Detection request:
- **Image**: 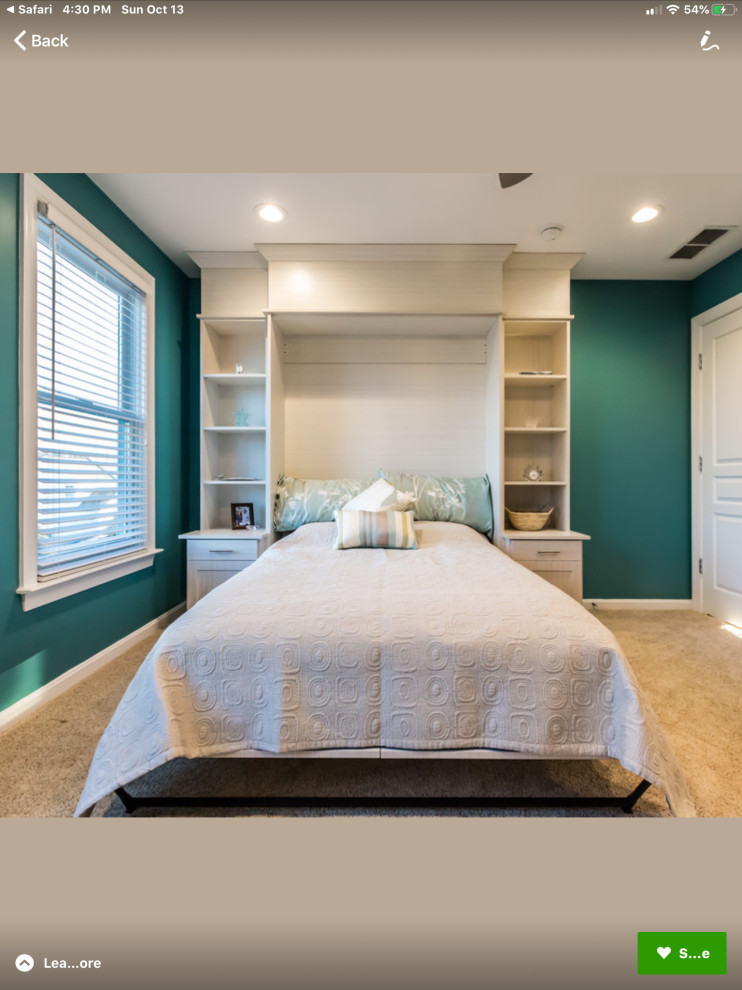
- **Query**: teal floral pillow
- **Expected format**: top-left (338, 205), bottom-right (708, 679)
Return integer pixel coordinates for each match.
top-left (273, 475), bottom-right (375, 531)
top-left (378, 470), bottom-right (493, 538)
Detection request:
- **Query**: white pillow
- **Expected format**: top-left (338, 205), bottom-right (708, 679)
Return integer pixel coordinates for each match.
top-left (342, 477), bottom-right (416, 512)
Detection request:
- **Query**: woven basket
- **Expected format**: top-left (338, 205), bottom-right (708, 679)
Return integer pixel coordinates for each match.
top-left (506, 507), bottom-right (553, 531)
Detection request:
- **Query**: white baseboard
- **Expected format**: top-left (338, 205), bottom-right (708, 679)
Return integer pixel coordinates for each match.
top-left (0, 602), bottom-right (185, 735)
top-left (584, 599), bottom-right (695, 611)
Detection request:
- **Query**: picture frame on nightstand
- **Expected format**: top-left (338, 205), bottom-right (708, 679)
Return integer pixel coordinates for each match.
top-left (231, 502), bottom-right (255, 529)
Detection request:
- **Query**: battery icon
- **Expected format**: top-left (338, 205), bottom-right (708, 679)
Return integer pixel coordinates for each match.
top-left (712, 3), bottom-right (737, 12)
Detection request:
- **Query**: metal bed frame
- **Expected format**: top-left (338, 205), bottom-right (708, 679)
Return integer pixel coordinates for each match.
top-left (101, 749), bottom-right (654, 816)
top-left (113, 779), bottom-right (652, 815)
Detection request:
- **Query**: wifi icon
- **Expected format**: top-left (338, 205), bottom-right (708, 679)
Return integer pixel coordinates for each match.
top-left (666, 3), bottom-right (680, 11)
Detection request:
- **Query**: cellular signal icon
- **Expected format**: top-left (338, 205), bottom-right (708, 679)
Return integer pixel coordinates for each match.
top-left (645, 5), bottom-right (663, 14)
top-left (666, 4), bottom-right (680, 12)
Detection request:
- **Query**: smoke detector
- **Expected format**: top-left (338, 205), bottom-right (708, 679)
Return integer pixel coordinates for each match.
top-left (540, 225), bottom-right (563, 242)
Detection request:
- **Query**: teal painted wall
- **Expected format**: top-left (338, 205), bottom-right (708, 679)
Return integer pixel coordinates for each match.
top-left (690, 246), bottom-right (742, 316)
top-left (570, 281), bottom-right (692, 599)
top-left (0, 174), bottom-right (191, 714)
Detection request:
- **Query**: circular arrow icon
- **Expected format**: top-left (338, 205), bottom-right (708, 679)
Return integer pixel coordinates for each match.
top-left (15, 954), bottom-right (34, 972)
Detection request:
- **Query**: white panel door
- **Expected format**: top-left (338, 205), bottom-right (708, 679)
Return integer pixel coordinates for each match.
top-left (701, 306), bottom-right (742, 626)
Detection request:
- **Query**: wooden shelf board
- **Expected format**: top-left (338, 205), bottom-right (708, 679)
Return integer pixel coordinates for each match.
top-left (203, 480), bottom-right (267, 486)
top-left (504, 374), bottom-right (567, 386)
top-left (504, 427), bottom-right (567, 434)
top-left (501, 529), bottom-right (590, 541)
top-left (180, 528), bottom-right (271, 540)
top-left (204, 374), bottom-right (266, 384)
top-left (203, 426), bottom-right (266, 433)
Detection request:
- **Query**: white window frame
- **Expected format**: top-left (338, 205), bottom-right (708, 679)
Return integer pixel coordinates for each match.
top-left (17, 174), bottom-right (160, 611)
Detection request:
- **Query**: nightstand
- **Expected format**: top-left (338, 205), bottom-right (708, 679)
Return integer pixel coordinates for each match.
top-left (500, 530), bottom-right (590, 602)
top-left (179, 529), bottom-right (273, 608)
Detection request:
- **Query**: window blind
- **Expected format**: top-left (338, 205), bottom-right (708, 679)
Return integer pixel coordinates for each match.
top-left (36, 210), bottom-right (149, 580)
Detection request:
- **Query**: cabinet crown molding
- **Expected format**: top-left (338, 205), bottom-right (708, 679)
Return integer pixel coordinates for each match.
top-left (256, 244), bottom-right (516, 264)
top-left (188, 251), bottom-right (267, 270)
top-left (504, 252), bottom-right (584, 271)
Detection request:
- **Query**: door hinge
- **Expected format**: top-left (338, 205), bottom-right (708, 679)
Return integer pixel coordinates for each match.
top-left (699, 558), bottom-right (703, 575)
top-left (699, 455), bottom-right (703, 472)
top-left (698, 353), bottom-right (703, 370)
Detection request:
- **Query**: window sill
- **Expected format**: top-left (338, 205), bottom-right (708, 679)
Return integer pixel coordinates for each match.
top-left (17, 548), bottom-right (163, 612)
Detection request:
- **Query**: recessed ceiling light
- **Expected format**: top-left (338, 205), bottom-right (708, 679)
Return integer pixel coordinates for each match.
top-left (255, 203), bottom-right (286, 223)
top-left (632, 205), bottom-right (662, 224)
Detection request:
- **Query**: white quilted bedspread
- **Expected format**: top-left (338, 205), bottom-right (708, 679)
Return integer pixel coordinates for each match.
top-left (76, 522), bottom-right (694, 816)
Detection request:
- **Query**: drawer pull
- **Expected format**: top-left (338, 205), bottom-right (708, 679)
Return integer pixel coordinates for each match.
top-left (536, 550), bottom-right (561, 556)
top-left (209, 549), bottom-right (235, 553)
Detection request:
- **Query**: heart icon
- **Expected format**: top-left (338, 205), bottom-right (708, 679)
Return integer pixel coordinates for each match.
top-left (657, 947), bottom-right (672, 960)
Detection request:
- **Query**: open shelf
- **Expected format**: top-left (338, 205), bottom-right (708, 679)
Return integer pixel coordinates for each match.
top-left (504, 482), bottom-right (568, 531)
top-left (503, 322), bottom-right (568, 377)
top-left (198, 316), bottom-right (267, 335)
top-left (202, 482), bottom-right (268, 532)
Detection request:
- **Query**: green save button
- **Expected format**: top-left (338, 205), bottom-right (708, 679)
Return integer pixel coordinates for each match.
top-left (637, 932), bottom-right (726, 975)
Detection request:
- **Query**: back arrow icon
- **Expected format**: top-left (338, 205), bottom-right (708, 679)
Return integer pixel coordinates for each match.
top-left (14, 29), bottom-right (27, 50)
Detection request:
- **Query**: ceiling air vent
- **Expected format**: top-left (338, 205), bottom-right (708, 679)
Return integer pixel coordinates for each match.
top-left (669, 226), bottom-right (735, 260)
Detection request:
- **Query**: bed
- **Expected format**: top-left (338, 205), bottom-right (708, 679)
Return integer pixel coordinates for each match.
top-left (76, 518), bottom-right (694, 817)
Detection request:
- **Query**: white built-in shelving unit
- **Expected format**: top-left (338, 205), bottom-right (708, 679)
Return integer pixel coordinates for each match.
top-left (502, 319), bottom-right (570, 529)
top-left (497, 317), bottom-right (589, 599)
top-left (179, 282), bottom-right (274, 606)
top-left (199, 316), bottom-right (270, 531)
top-left (182, 248), bottom-right (588, 604)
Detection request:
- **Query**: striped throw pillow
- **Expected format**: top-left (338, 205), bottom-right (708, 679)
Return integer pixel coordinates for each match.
top-left (333, 509), bottom-right (418, 550)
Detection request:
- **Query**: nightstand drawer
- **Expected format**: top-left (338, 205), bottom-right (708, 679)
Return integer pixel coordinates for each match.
top-left (509, 540), bottom-right (583, 562)
top-left (187, 539), bottom-right (258, 562)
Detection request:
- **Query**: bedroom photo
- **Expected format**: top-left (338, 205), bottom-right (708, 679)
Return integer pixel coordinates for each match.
top-left (1, 170), bottom-right (740, 822)
top-left (3, 1), bottom-right (742, 985)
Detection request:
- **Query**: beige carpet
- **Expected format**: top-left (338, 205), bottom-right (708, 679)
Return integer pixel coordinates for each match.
top-left (0, 609), bottom-right (739, 818)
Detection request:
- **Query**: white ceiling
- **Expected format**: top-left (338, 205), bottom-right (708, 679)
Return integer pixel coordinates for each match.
top-left (88, 173), bottom-right (742, 281)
